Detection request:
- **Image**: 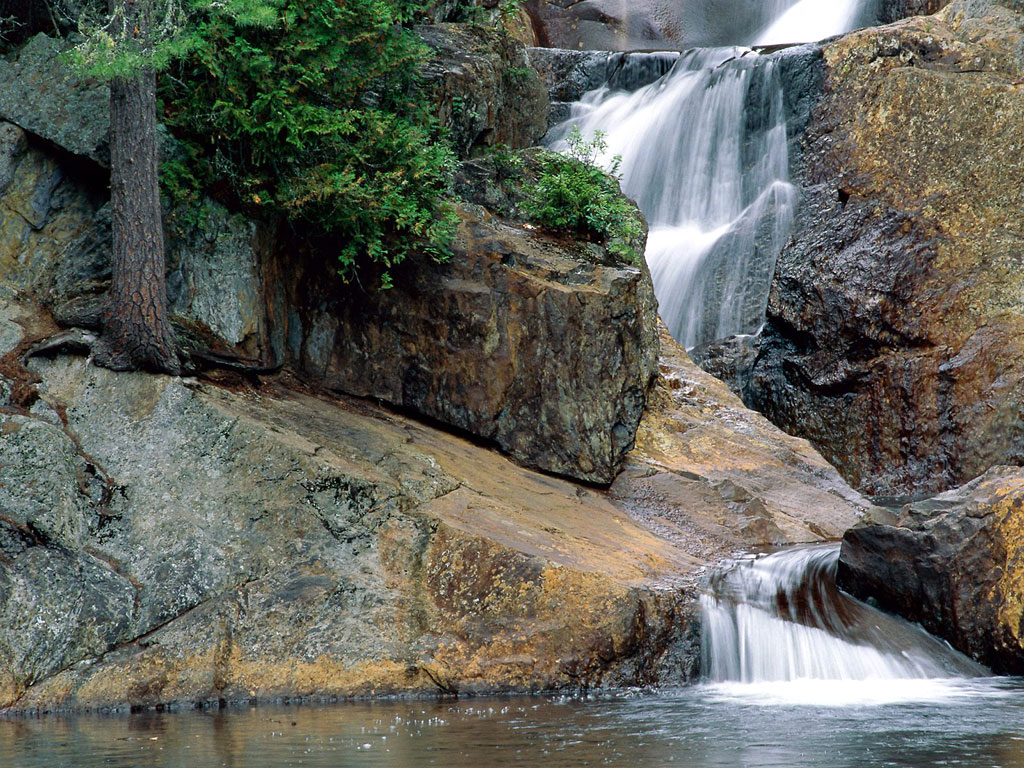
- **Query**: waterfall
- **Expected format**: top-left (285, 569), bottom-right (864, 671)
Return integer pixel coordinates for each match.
top-left (700, 545), bottom-right (988, 685)
top-left (549, 49), bottom-right (796, 349)
top-left (547, 0), bottom-right (876, 349)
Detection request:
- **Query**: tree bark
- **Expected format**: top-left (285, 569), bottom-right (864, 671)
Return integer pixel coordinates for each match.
top-left (94, 67), bottom-right (180, 374)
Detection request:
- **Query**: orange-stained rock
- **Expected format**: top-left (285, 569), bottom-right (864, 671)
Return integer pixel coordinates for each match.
top-left (752, 1), bottom-right (1024, 497)
top-left (0, 327), bottom-right (875, 713)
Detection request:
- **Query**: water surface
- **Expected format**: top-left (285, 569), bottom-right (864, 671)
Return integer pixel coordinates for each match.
top-left (4, 680), bottom-right (1024, 768)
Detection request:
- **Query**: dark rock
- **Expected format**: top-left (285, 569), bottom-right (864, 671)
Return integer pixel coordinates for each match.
top-left (838, 466), bottom-right (1024, 674)
top-left (690, 333), bottom-right (761, 402)
top-left (418, 24), bottom-right (549, 157)
top-left (0, 35), bottom-right (110, 167)
top-left (750, 5), bottom-right (1024, 497)
top-left (312, 202), bottom-right (659, 485)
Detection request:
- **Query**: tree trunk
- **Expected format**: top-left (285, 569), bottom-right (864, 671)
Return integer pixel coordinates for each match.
top-left (94, 68), bottom-right (180, 374)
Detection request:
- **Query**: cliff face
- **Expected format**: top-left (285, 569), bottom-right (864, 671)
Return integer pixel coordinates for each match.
top-left (751, 0), bottom-right (1024, 498)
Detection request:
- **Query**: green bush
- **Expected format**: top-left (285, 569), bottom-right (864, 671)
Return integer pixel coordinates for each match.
top-left (161, 0), bottom-right (457, 285)
top-left (521, 126), bottom-right (644, 263)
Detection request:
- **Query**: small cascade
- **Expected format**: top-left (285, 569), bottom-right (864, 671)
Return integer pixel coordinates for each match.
top-left (549, 48), bottom-right (797, 349)
top-left (700, 544), bottom-right (988, 683)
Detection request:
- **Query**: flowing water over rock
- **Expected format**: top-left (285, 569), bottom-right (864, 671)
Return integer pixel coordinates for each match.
top-left (700, 544), bottom-right (990, 706)
top-left (547, 0), bottom-right (877, 348)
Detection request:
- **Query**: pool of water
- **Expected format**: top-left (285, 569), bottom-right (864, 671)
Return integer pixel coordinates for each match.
top-left (5, 678), bottom-right (1024, 767)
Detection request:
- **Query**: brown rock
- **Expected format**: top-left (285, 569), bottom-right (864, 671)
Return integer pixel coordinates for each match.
top-left (838, 466), bottom-right (1024, 674)
top-left (614, 327), bottom-right (875, 559)
top-left (752, 2), bottom-right (1024, 497)
top-left (315, 203), bottom-right (659, 485)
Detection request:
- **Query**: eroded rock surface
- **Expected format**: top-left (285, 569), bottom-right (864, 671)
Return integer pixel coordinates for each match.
top-left (838, 466), bottom-right (1024, 674)
top-left (752, 1), bottom-right (1024, 497)
top-left (0, 288), bottom-right (875, 711)
top-left (311, 202), bottom-right (658, 485)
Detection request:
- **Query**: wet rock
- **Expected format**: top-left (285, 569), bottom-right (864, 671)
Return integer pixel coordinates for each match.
top-left (751, 4), bottom-right (1024, 497)
top-left (419, 24), bottom-right (549, 156)
top-left (612, 326), bottom-right (875, 559)
top-left (0, 324), bottom-right (877, 712)
top-left (315, 202), bottom-right (658, 485)
top-left (2, 355), bottom-right (701, 710)
top-left (838, 466), bottom-right (1024, 674)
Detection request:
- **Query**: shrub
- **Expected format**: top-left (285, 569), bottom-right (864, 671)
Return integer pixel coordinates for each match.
top-left (160, 0), bottom-right (457, 285)
top-left (520, 126), bottom-right (644, 263)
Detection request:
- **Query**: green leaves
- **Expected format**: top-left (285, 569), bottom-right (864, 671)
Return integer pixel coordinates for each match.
top-left (521, 127), bottom-right (644, 263)
top-left (161, 0), bottom-right (456, 283)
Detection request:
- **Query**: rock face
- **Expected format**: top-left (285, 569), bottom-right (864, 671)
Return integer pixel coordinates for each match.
top-left (0, 34), bottom-right (110, 167)
top-left (0, 301), bottom-right (873, 712)
top-left (616, 327), bottom-right (873, 558)
top-left (419, 24), bottom-right (549, 157)
top-left (838, 466), bottom-right (1024, 674)
top-left (301, 201), bottom-right (658, 485)
top-left (751, 1), bottom-right (1024, 497)
top-left (0, 353), bottom-right (697, 711)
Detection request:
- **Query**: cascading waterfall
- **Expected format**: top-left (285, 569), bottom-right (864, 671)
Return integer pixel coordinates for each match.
top-left (700, 545), bottom-right (988, 686)
top-left (548, 0), bottom-right (877, 349)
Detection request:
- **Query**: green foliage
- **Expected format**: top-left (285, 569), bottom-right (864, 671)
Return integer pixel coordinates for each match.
top-left (161, 0), bottom-right (457, 284)
top-left (451, 0), bottom-right (522, 29)
top-left (521, 126), bottom-right (644, 263)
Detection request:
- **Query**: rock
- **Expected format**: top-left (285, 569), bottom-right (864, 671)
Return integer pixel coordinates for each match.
top-left (419, 24), bottom-right (549, 156)
top-left (0, 121), bottom-right (108, 304)
top-left (309, 202), bottom-right (658, 485)
top-left (0, 35), bottom-right (110, 167)
top-left (689, 333), bottom-right (761, 403)
top-left (166, 202), bottom-right (272, 353)
top-left (837, 466), bottom-right (1024, 674)
top-left (0, 318), bottom-right (876, 712)
top-left (1, 354), bottom-right (701, 711)
top-left (750, 4), bottom-right (1024, 497)
top-left (613, 326), bottom-right (875, 558)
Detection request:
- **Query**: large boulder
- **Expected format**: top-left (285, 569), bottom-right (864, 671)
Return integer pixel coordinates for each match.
top-left (298, 200), bottom-right (659, 486)
top-left (0, 34), bottom-right (110, 167)
top-left (614, 327), bottom-right (874, 556)
top-left (838, 466), bottom-right (1024, 674)
top-left (0, 294), bottom-right (874, 711)
top-left (751, 1), bottom-right (1024, 497)
top-left (0, 354), bottom-right (698, 710)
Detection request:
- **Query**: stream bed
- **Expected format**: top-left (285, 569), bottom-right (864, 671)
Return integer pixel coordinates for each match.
top-left (4, 681), bottom-right (1024, 767)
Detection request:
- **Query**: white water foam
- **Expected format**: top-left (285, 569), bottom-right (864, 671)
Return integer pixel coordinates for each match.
top-left (755, 0), bottom-right (873, 46)
top-left (548, 0), bottom-right (877, 349)
top-left (550, 48), bottom-right (796, 349)
top-left (699, 545), bottom-right (990, 706)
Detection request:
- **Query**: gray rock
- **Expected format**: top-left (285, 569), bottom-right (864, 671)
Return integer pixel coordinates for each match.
top-left (0, 34), bottom-right (110, 167)
top-left (419, 24), bottom-right (549, 156)
top-left (167, 202), bottom-right (267, 349)
top-left (837, 466), bottom-right (1024, 674)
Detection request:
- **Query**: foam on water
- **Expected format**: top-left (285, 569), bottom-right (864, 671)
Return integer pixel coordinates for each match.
top-left (699, 544), bottom-right (991, 706)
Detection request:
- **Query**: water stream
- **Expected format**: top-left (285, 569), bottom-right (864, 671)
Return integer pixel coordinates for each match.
top-left (548, 0), bottom-right (877, 348)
